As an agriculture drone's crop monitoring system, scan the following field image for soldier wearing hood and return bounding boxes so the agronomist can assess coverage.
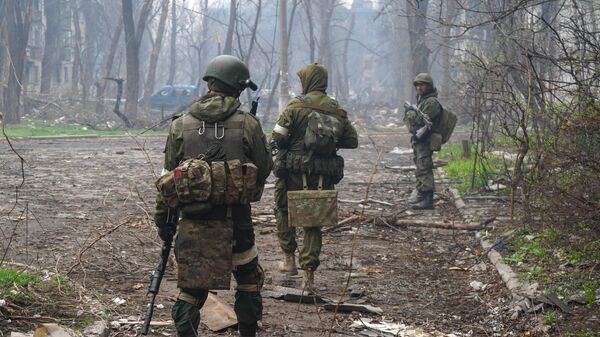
[153,55,272,337]
[271,63,358,289]
[405,73,443,210]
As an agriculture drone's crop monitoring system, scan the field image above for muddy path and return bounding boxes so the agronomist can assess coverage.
[0,132,531,336]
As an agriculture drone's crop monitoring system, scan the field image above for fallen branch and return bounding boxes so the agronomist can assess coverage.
[339,199,393,206]
[322,215,363,233]
[66,218,130,275]
[394,219,482,231]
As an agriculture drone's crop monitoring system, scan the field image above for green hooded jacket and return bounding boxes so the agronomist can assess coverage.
[272,63,358,153]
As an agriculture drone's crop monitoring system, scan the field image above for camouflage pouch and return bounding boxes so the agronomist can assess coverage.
[241,163,261,203]
[155,171,179,208]
[225,160,244,205]
[174,159,212,204]
[210,161,227,205]
[430,132,442,151]
[287,175,338,227]
[180,202,213,218]
[176,218,233,290]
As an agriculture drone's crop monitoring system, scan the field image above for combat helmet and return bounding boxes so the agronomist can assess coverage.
[203,55,257,92]
[413,73,434,87]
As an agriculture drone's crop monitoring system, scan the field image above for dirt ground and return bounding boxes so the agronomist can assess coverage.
[0,132,543,336]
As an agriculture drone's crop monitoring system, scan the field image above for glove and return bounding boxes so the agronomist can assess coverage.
[157,224,176,243]
[405,110,417,120]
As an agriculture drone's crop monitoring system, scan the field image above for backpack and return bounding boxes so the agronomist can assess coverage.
[436,105,457,144]
[304,110,344,156]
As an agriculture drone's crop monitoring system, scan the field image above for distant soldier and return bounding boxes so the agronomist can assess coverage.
[154,55,273,337]
[271,63,358,289]
[404,73,443,210]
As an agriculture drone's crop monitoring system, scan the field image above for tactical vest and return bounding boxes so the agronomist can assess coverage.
[181,111,248,163]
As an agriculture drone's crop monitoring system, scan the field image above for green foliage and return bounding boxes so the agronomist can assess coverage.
[582,282,598,307]
[438,143,502,193]
[0,269,39,290]
[1,119,167,137]
[545,310,556,326]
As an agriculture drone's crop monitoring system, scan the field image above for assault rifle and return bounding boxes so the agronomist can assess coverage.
[142,211,178,335]
[404,101,432,140]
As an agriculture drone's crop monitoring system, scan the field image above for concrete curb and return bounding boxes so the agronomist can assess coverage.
[436,168,538,319]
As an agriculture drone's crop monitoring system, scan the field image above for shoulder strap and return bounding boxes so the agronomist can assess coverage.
[286,102,347,118]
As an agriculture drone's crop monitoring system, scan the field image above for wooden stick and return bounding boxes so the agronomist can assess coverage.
[339,199,393,206]
[323,215,363,233]
[395,219,481,231]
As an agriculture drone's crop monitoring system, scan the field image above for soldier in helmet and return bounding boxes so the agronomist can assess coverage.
[271,63,358,289]
[405,73,442,210]
[154,55,273,337]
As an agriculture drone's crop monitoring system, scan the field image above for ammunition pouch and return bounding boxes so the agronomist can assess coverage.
[430,132,442,151]
[156,159,262,210]
[273,149,289,178]
[282,152,345,184]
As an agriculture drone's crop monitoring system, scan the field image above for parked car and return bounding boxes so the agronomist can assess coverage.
[143,84,199,111]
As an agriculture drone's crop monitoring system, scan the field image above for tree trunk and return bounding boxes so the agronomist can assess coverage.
[80,1,100,105]
[303,1,315,63]
[223,0,236,55]
[121,0,153,125]
[406,0,431,75]
[4,0,32,124]
[278,0,291,112]
[167,0,176,84]
[96,19,123,116]
[40,0,60,94]
[70,0,83,97]
[144,0,170,110]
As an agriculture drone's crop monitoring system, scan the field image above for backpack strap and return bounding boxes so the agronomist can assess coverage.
[287,102,347,118]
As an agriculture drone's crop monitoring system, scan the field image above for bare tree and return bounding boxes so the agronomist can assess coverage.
[223,0,237,55]
[144,0,169,111]
[167,0,176,84]
[278,0,291,112]
[121,0,154,124]
[406,0,430,75]
[40,0,60,94]
[95,18,123,116]
[2,0,33,124]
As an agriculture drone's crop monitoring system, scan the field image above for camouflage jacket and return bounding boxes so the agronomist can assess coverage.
[154,94,273,228]
[272,64,358,156]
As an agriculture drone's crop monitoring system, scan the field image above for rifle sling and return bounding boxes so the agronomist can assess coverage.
[287,102,347,118]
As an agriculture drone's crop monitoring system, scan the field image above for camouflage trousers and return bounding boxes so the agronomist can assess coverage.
[412,140,435,192]
[172,214,263,337]
[274,174,334,271]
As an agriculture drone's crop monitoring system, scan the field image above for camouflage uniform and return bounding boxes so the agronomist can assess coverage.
[154,56,272,337]
[405,73,442,209]
[271,64,358,274]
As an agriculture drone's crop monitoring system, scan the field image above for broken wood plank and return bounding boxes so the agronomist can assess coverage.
[266,285,327,304]
[200,293,237,331]
[323,302,383,315]
[394,219,482,231]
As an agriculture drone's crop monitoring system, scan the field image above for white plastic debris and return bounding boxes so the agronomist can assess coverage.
[0,299,6,307]
[112,297,126,305]
[389,147,413,155]
[469,281,487,291]
[110,320,121,329]
[156,303,165,309]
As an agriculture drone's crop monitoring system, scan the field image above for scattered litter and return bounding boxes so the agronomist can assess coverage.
[112,297,126,305]
[389,147,413,155]
[34,323,79,337]
[469,281,487,291]
[133,283,144,290]
[156,303,165,309]
[0,299,5,307]
[110,320,121,329]
[350,318,463,336]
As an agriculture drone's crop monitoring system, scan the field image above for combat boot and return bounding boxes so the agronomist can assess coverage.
[408,189,425,204]
[278,253,298,275]
[302,270,315,291]
[411,190,434,210]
